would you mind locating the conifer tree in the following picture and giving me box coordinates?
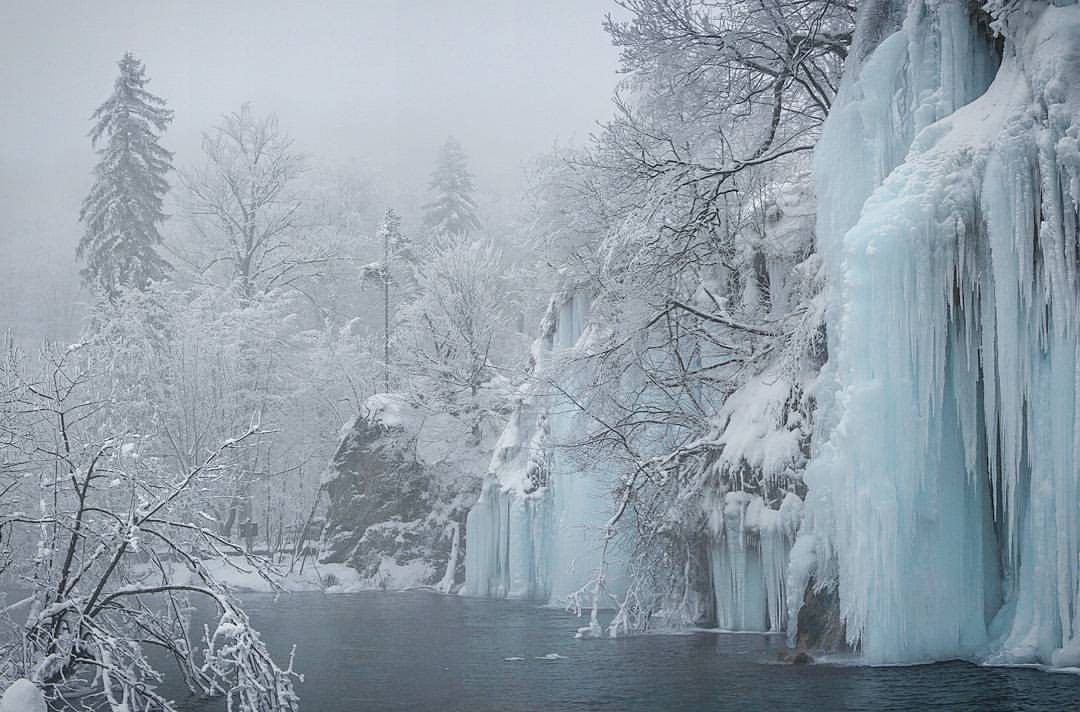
[421,137,482,237]
[78,52,174,299]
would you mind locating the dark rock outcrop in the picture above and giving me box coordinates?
[318,396,474,588]
[794,579,850,654]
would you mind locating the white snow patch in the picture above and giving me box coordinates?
[1,680,45,712]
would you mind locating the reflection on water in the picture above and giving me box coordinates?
[166,592,1080,712]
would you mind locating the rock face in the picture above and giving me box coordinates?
[793,580,848,655]
[319,394,485,590]
[319,396,456,588]
[319,405,429,566]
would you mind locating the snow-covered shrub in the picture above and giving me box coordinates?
[0,339,300,710]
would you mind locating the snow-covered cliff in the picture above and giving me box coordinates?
[793,0,1080,666]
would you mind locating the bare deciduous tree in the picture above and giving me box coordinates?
[186,104,317,300]
[398,235,508,401]
[0,340,300,711]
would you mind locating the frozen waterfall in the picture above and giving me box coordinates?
[793,0,1080,666]
[710,492,802,632]
[463,290,627,606]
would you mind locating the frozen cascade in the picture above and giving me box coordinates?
[701,358,814,632]
[710,492,803,632]
[463,291,627,606]
[463,480,552,599]
[792,0,1080,665]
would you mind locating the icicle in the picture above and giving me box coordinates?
[708,492,797,632]
[794,0,1080,666]
[463,288,626,607]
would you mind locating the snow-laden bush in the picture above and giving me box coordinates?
[0,339,300,710]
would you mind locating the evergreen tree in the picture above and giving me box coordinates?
[78,52,174,299]
[421,137,482,237]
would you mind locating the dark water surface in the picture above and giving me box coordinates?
[170,591,1080,712]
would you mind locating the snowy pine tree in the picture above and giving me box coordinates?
[422,137,481,237]
[78,52,173,299]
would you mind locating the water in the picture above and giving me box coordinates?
[169,592,1080,712]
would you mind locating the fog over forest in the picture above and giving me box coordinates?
[0,0,619,345]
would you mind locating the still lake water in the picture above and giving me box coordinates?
[170,591,1080,712]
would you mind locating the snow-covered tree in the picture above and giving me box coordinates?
[421,137,482,237]
[83,279,375,551]
[0,339,300,711]
[375,208,418,392]
[399,234,507,400]
[605,0,852,171]
[186,105,315,300]
[77,52,173,300]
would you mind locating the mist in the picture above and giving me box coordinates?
[0,0,619,344]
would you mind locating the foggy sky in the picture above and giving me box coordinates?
[0,0,621,339]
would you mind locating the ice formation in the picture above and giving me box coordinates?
[464,290,628,605]
[709,491,803,632]
[464,1,1080,661]
[696,177,820,634]
[793,0,1080,666]
[464,182,819,630]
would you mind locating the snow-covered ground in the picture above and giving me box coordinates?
[0,679,45,712]
[172,557,436,595]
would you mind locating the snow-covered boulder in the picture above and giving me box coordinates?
[318,394,480,590]
[0,680,45,712]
